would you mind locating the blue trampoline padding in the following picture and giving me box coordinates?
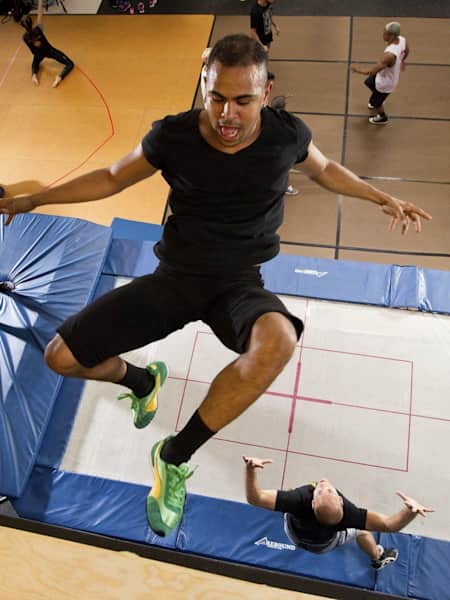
[12,466,450,598]
[0,213,111,497]
[36,275,117,469]
[12,466,177,548]
[13,466,372,590]
[389,266,419,310]
[103,239,159,277]
[390,266,450,314]
[180,494,375,588]
[261,254,392,306]
[406,535,450,600]
[417,268,450,314]
[35,377,86,469]
[111,217,163,241]
[374,532,411,597]
[99,219,450,315]
[376,532,450,600]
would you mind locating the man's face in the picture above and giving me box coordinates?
[383,30,393,42]
[203,61,271,149]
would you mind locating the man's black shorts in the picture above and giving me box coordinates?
[364,74,390,108]
[57,263,304,368]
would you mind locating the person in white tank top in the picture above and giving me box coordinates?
[351,22,410,124]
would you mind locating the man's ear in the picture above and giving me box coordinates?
[262,81,273,107]
[201,66,208,104]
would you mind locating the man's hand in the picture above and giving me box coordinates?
[243,456,273,469]
[396,491,435,517]
[0,194,35,226]
[379,196,432,235]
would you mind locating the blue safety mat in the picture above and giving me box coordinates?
[104,217,162,277]
[390,266,450,314]
[13,465,450,599]
[12,466,177,549]
[407,535,450,600]
[261,254,392,306]
[0,214,111,497]
[12,466,373,588]
[375,532,450,600]
[181,493,375,588]
[100,234,450,315]
[103,239,159,277]
[111,217,163,241]
[35,274,117,469]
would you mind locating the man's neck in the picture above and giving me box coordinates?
[198,109,262,155]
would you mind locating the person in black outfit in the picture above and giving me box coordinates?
[0,35,431,537]
[21,0,74,88]
[244,456,434,570]
[250,0,279,52]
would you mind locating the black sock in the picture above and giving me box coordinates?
[118,362,155,398]
[161,410,215,466]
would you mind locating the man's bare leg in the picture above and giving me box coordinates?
[357,530,381,560]
[148,312,299,536]
[45,333,126,382]
[161,311,299,466]
[199,312,298,431]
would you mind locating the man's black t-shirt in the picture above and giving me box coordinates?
[141,107,311,273]
[275,485,367,545]
[250,2,273,46]
[23,25,54,57]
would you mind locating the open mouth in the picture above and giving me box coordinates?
[219,125,240,142]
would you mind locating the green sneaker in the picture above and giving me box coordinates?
[117,362,168,429]
[146,437,193,536]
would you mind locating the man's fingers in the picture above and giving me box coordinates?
[388,216,398,232]
[409,206,432,221]
[401,215,410,236]
[243,456,272,468]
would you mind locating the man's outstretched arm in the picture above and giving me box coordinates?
[243,456,277,510]
[297,141,432,235]
[0,144,157,225]
[365,491,434,532]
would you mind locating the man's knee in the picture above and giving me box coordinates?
[44,334,79,375]
[249,312,298,366]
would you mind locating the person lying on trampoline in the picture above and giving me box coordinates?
[0,34,432,538]
[243,456,434,570]
[21,0,74,88]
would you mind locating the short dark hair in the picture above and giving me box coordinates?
[207,34,268,75]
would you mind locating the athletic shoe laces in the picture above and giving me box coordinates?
[166,464,194,506]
